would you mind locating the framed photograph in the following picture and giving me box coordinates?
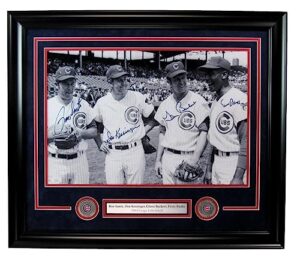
[8,11,287,248]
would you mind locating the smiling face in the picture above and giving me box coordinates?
[169,72,188,98]
[204,69,229,93]
[111,75,128,100]
[57,78,76,102]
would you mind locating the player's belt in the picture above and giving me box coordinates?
[214,149,238,157]
[49,151,83,160]
[166,148,194,155]
[108,141,138,150]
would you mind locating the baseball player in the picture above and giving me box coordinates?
[154,61,210,184]
[199,56,247,185]
[48,66,97,184]
[93,65,157,184]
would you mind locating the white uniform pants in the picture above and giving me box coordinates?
[212,154,246,184]
[48,152,89,184]
[161,149,198,185]
[105,144,145,184]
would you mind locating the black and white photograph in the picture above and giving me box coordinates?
[7,10,287,250]
[47,49,248,186]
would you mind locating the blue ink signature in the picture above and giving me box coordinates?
[105,125,141,143]
[162,100,197,122]
[221,98,247,110]
[106,130,115,143]
[163,111,179,122]
[54,98,82,134]
[176,101,196,113]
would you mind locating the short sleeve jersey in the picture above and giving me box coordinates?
[207,87,247,152]
[155,91,210,151]
[48,96,95,154]
[93,90,154,144]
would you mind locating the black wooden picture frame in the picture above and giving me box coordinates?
[8,10,287,249]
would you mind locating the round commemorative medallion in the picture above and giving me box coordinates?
[75,196,99,221]
[195,197,219,221]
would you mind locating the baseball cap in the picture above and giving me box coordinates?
[199,56,231,71]
[165,61,187,79]
[55,66,76,81]
[106,65,129,80]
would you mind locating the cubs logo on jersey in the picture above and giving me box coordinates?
[178,111,196,130]
[73,112,87,129]
[215,111,234,134]
[124,106,140,125]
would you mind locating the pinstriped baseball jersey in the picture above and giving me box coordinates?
[93,90,154,144]
[155,91,210,151]
[48,96,95,154]
[207,87,247,152]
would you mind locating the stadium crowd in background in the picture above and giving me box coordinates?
[47,57,247,107]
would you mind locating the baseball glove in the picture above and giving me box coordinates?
[54,125,80,150]
[142,135,156,154]
[174,161,204,182]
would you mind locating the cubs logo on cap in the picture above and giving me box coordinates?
[172,63,179,70]
[55,66,76,82]
[106,65,129,80]
[165,61,187,79]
